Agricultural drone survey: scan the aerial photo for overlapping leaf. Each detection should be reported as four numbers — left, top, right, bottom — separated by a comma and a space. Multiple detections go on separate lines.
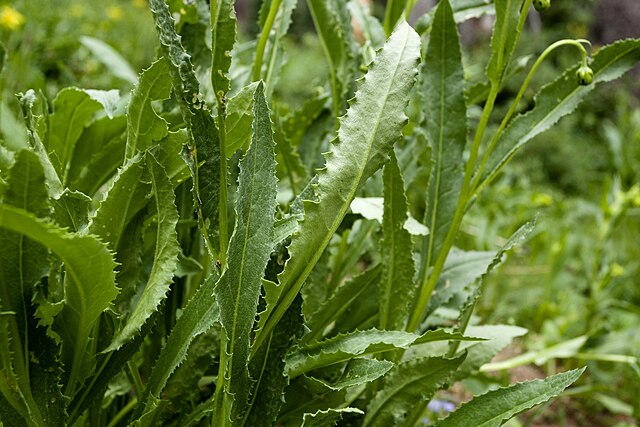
255, 21, 421, 352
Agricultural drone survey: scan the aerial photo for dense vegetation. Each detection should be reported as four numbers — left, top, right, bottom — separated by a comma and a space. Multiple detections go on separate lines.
0, 0, 639, 426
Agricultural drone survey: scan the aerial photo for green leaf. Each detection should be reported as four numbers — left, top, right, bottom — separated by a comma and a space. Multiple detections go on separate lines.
214, 82, 278, 422
262, 0, 297, 97
243, 296, 304, 427
426, 250, 494, 315
89, 155, 149, 253
383, 0, 408, 36
47, 88, 119, 184
278, 375, 347, 425
0, 204, 118, 396
80, 36, 138, 84
479, 40, 640, 190
51, 189, 92, 232
319, 358, 393, 390
306, 0, 356, 116
347, 0, 385, 49
363, 355, 466, 427
125, 58, 172, 161
67, 115, 127, 195
436, 368, 585, 427
136, 273, 220, 418
106, 153, 180, 351
255, 21, 421, 352
301, 408, 364, 427
305, 264, 382, 343
486, 0, 521, 86
0, 150, 50, 425
287, 329, 427, 378
149, 0, 221, 254
225, 82, 259, 156
379, 151, 416, 331
211, 0, 237, 98
420, 0, 467, 272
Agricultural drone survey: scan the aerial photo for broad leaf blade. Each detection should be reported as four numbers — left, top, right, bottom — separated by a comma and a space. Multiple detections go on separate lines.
379, 151, 416, 330
255, 21, 421, 352
479, 40, 640, 190
0, 205, 118, 396
301, 408, 364, 427
214, 82, 277, 422
436, 368, 585, 427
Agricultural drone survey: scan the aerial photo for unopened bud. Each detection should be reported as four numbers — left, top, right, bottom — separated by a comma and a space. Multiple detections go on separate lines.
533, 0, 550, 12
576, 65, 594, 85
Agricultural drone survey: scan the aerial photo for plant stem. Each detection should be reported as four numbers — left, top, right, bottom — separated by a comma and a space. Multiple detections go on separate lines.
471, 39, 590, 196
106, 398, 137, 427
383, 0, 397, 36
252, 0, 283, 83
127, 361, 144, 401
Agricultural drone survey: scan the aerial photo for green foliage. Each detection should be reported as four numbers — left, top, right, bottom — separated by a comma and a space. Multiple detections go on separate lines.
1, 0, 638, 425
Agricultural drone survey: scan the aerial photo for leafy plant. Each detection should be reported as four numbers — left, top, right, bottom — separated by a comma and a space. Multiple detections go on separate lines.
1, 0, 639, 425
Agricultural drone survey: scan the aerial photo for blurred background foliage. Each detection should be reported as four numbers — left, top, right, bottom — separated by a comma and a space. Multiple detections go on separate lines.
1, 0, 639, 424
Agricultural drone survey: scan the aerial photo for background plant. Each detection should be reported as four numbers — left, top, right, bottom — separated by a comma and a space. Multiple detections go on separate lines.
0, 0, 639, 426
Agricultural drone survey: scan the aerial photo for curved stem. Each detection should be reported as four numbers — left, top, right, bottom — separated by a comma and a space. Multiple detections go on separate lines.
252, 0, 283, 82
471, 39, 590, 196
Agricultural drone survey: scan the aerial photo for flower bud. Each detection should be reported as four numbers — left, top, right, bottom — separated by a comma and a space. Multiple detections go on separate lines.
533, 0, 550, 12
576, 65, 594, 85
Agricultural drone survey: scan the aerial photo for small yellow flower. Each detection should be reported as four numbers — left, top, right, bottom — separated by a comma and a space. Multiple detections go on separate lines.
0, 5, 25, 30
107, 5, 124, 21
611, 263, 625, 278
133, 0, 147, 8
532, 193, 553, 207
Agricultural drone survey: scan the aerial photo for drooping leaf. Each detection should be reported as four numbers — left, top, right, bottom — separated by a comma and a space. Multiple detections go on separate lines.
363, 355, 466, 427
478, 40, 640, 191
419, 0, 467, 273
306, 0, 356, 116
125, 58, 172, 161
379, 151, 416, 331
301, 407, 364, 427
0, 204, 118, 396
214, 82, 278, 423
278, 375, 347, 426
255, 21, 421, 352
436, 368, 585, 427
106, 153, 180, 351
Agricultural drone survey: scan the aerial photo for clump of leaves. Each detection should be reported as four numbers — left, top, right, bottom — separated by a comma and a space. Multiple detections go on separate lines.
1, 0, 639, 426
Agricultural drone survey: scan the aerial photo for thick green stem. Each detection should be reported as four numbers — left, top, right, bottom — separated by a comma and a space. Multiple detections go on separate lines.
383, 0, 398, 36
127, 361, 144, 401
471, 39, 590, 196
252, 0, 283, 82
105, 398, 138, 427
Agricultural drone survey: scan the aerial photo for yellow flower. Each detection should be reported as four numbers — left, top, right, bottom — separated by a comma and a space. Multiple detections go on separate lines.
133, 0, 147, 8
0, 5, 25, 30
532, 193, 553, 207
611, 263, 625, 278
107, 5, 124, 21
